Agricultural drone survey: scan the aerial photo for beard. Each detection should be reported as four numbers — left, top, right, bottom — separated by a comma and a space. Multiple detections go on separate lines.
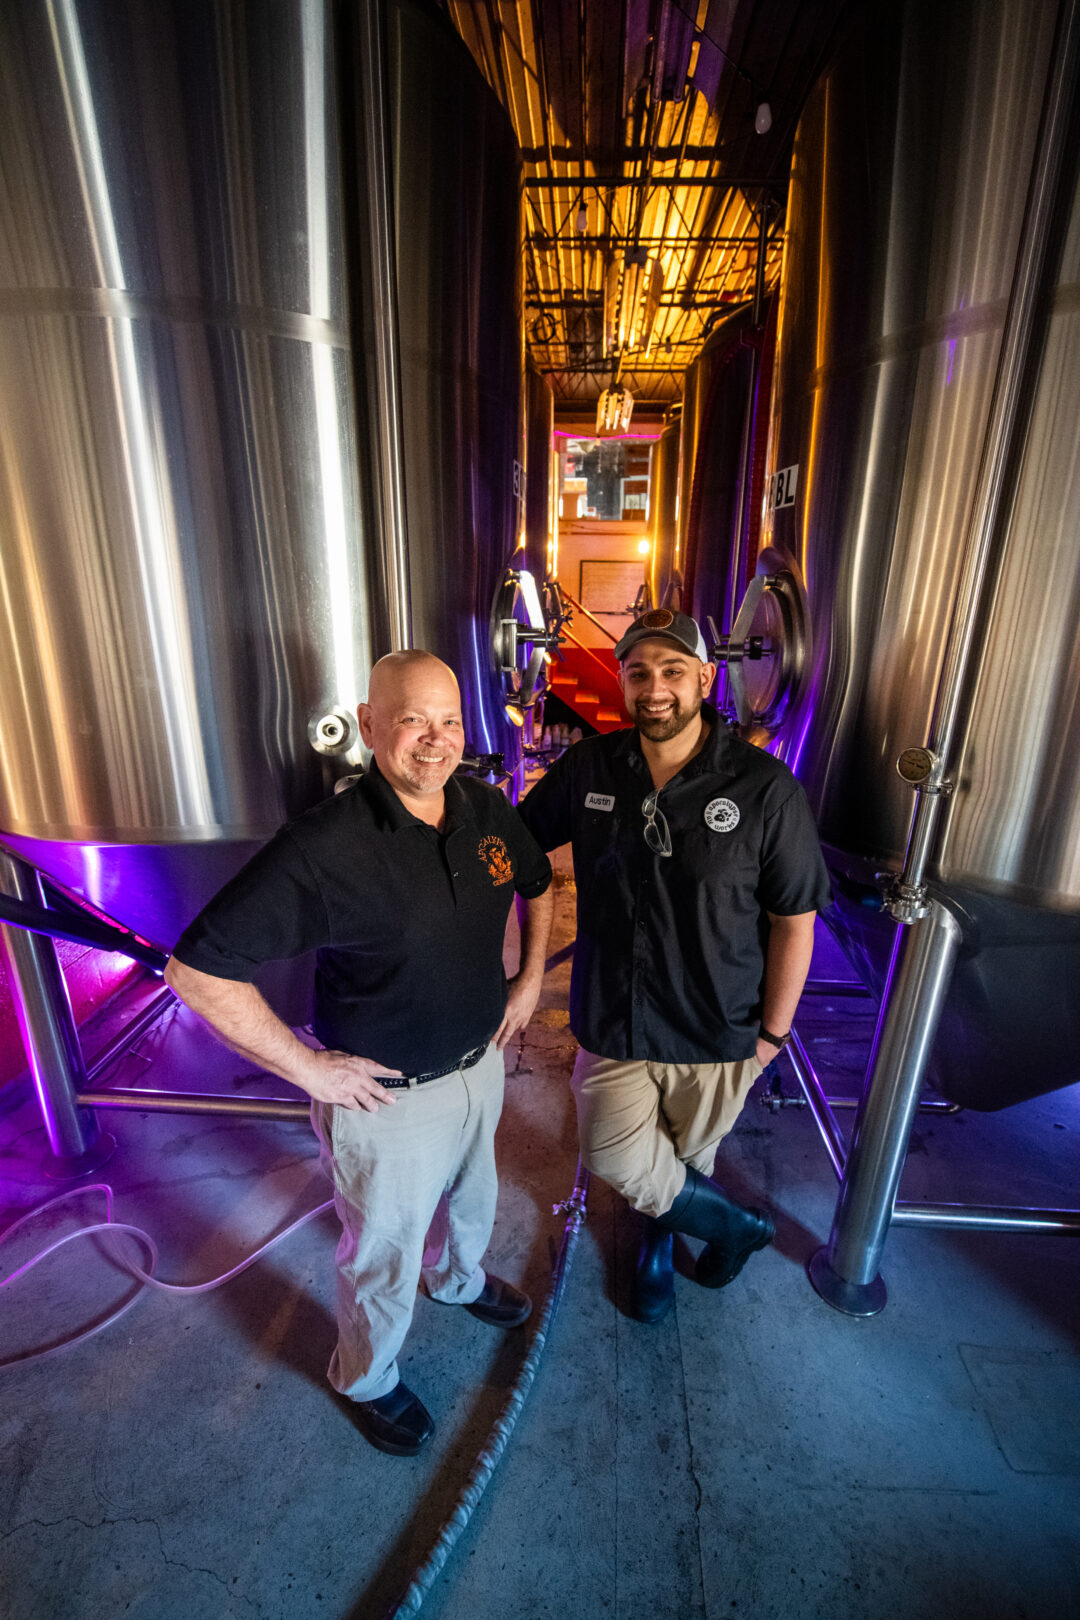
630, 689, 702, 742
396, 751, 457, 794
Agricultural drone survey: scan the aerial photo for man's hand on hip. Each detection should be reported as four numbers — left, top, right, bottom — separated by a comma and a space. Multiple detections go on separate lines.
755, 1035, 782, 1068
494, 969, 544, 1051
296, 1049, 402, 1111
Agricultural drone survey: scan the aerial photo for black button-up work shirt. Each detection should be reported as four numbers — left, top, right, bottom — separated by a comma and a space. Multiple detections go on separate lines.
173, 764, 552, 1074
517, 706, 831, 1062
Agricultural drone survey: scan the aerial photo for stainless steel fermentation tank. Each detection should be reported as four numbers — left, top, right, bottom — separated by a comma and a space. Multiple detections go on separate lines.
523, 365, 554, 584
0, 0, 528, 1163
676, 308, 759, 631
647, 412, 680, 610
739, 0, 1080, 1309
658, 303, 781, 732
0, 0, 525, 939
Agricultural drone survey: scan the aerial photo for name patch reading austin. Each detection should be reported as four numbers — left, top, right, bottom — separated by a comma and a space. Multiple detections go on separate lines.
585, 793, 615, 812
704, 797, 740, 833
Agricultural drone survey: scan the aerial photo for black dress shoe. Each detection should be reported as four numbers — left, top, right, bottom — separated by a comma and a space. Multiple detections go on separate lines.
464, 1273, 532, 1328
342, 1381, 434, 1456
656, 1166, 774, 1289
631, 1214, 675, 1323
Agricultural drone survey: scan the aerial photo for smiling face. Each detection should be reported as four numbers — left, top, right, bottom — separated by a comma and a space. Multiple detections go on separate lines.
357, 653, 465, 801
618, 636, 716, 742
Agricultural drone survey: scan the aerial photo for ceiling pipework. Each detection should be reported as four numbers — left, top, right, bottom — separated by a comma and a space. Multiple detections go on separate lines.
446, 0, 850, 404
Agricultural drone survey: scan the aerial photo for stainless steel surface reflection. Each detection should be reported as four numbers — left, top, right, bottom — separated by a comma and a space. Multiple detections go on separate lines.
0, 0, 526, 948
388, 0, 524, 765
677, 308, 757, 634
762, 0, 1070, 901
523, 366, 554, 584
759, 0, 1080, 1104
0, 0, 372, 847
647, 416, 681, 608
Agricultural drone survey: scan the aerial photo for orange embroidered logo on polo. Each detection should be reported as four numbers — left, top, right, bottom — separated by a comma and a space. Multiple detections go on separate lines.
478, 834, 514, 885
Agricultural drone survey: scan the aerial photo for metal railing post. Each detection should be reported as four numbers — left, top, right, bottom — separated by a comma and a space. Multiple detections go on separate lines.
808, 902, 961, 1315
0, 851, 115, 1177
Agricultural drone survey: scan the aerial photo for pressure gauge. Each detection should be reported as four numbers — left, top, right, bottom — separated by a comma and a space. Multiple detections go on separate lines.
896, 747, 938, 787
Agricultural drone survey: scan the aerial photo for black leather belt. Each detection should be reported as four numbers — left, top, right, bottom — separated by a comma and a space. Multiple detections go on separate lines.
380, 1042, 489, 1089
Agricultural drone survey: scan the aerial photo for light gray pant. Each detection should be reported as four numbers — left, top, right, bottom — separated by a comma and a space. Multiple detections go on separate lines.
311, 1042, 504, 1401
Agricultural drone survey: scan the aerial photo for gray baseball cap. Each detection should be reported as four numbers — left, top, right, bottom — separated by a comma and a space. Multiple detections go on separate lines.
613, 607, 709, 662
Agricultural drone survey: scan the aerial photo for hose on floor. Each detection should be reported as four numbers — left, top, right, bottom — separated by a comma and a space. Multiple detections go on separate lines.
384, 1158, 590, 1620
0, 1183, 334, 1367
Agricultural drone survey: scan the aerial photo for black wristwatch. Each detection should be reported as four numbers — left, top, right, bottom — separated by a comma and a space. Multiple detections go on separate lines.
759, 1024, 790, 1050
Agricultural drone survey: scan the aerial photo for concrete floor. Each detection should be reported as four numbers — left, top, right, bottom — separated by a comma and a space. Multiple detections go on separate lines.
2, 852, 1079, 1620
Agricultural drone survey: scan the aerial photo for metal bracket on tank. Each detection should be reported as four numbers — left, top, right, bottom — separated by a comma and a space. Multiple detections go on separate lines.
884, 748, 955, 923
308, 707, 359, 756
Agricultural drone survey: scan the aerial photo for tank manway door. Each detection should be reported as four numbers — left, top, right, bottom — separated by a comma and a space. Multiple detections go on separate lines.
490, 565, 562, 723
709, 551, 807, 730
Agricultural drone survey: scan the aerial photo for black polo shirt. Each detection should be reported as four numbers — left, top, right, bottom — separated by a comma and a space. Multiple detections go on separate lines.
517, 705, 831, 1062
172, 764, 551, 1074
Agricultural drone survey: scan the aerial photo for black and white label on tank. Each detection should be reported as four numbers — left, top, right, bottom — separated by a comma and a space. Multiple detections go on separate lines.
765, 464, 799, 512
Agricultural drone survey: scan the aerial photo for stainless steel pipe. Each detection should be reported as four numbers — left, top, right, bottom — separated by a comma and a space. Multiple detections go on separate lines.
77, 1088, 310, 1121
84, 986, 177, 1084
808, 902, 962, 1315
786, 1029, 847, 1181
0, 852, 114, 1175
892, 1203, 1080, 1233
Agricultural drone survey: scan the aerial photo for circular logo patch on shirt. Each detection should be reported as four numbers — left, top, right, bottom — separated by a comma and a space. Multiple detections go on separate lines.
704, 797, 740, 834
478, 834, 514, 885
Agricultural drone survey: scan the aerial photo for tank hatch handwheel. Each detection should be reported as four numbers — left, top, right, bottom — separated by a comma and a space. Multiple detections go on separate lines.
490, 565, 562, 715
708, 556, 807, 731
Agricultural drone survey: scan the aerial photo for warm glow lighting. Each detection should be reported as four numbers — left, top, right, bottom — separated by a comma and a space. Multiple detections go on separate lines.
638, 539, 651, 555
504, 702, 526, 727
597, 383, 634, 434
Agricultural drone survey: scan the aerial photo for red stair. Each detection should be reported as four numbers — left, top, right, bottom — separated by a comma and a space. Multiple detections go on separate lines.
549, 642, 626, 734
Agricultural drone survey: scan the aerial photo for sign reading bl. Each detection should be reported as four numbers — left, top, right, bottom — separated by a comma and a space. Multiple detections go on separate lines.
766, 464, 799, 512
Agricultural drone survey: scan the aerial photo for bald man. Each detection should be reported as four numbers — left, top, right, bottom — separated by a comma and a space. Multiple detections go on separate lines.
166, 652, 554, 1455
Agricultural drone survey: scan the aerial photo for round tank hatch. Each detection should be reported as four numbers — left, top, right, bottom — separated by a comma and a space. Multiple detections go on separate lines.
714, 549, 808, 731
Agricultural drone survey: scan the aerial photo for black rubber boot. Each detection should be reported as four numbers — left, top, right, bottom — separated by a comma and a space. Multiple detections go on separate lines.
656, 1165, 774, 1289
631, 1215, 675, 1323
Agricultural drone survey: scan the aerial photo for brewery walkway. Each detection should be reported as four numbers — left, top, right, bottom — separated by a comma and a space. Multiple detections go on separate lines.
1, 849, 1078, 1620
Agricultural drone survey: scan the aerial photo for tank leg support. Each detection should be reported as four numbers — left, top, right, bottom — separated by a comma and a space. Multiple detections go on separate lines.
0, 852, 115, 1179
809, 901, 962, 1316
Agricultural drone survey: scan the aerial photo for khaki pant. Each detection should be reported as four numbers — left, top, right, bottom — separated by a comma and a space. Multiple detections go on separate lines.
571, 1046, 763, 1218
311, 1042, 504, 1401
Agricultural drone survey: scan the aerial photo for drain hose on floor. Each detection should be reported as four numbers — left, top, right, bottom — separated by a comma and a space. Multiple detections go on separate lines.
384, 1158, 590, 1620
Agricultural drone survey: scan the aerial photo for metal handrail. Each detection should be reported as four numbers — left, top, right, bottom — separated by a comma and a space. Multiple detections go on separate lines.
558, 623, 621, 694
560, 587, 621, 644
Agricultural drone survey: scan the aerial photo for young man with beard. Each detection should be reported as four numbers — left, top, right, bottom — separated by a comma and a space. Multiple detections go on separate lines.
165, 651, 553, 1453
518, 608, 830, 1322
